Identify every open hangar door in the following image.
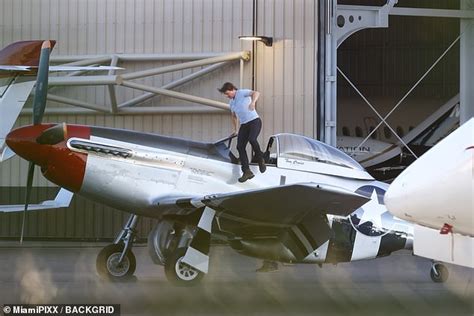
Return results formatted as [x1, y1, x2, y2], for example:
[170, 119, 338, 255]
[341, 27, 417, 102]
[337, 0, 460, 143]
[319, 0, 472, 148]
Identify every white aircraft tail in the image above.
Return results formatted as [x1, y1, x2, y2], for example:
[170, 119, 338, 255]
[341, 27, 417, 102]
[0, 78, 36, 161]
[0, 188, 74, 213]
[0, 41, 49, 162]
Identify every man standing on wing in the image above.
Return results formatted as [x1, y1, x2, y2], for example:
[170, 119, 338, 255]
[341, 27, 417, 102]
[219, 82, 266, 182]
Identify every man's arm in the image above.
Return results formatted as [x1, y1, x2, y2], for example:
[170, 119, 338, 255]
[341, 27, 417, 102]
[231, 112, 239, 135]
[249, 91, 260, 111]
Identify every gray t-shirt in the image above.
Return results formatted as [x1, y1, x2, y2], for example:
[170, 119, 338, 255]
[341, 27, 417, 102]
[229, 89, 259, 124]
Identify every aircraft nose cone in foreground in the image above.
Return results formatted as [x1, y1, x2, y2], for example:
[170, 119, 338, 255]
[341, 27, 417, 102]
[385, 118, 474, 236]
[6, 124, 53, 166]
[6, 123, 90, 192]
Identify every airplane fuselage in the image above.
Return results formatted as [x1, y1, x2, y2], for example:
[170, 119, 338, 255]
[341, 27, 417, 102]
[7, 124, 414, 265]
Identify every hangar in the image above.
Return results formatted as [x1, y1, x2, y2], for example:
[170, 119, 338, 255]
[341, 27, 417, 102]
[0, 0, 472, 241]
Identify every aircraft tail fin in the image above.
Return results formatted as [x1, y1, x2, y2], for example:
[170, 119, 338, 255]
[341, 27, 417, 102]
[0, 40, 56, 67]
[0, 78, 37, 161]
[359, 95, 460, 169]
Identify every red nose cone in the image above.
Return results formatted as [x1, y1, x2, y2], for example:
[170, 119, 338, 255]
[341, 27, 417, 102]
[7, 123, 91, 193]
[6, 124, 54, 166]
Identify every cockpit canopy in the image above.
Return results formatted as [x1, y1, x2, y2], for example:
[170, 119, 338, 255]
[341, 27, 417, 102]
[267, 133, 372, 180]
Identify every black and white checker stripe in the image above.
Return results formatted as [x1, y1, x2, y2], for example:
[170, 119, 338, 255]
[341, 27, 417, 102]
[182, 206, 215, 273]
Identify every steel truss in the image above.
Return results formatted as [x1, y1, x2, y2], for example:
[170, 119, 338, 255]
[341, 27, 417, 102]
[21, 51, 251, 116]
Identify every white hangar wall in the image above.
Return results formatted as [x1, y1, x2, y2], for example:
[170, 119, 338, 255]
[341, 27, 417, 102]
[0, 0, 318, 239]
[0, 0, 318, 188]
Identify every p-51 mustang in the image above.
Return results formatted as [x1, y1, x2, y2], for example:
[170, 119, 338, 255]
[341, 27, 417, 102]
[6, 41, 413, 286]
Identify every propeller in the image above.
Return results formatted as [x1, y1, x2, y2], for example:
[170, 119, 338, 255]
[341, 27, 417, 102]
[20, 40, 51, 244]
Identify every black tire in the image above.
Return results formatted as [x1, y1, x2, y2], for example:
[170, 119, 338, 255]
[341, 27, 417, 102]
[430, 263, 449, 283]
[96, 243, 136, 281]
[164, 247, 204, 286]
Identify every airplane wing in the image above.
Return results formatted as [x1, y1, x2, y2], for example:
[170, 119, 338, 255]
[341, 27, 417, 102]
[203, 183, 367, 224]
[0, 65, 31, 71]
[0, 188, 73, 213]
[160, 183, 368, 226]
[161, 183, 368, 264]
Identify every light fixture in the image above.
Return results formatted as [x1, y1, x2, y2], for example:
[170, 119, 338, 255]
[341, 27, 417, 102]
[239, 35, 273, 47]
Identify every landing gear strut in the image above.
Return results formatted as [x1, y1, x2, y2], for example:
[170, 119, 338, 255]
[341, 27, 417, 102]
[430, 261, 449, 283]
[96, 214, 139, 281]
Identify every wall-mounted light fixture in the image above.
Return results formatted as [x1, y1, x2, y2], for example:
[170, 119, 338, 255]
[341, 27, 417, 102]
[239, 35, 273, 47]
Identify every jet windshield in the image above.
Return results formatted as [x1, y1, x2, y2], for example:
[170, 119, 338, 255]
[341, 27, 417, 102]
[276, 133, 364, 170]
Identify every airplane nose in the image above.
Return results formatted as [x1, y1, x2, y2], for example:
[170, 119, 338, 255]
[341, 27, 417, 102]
[385, 118, 474, 235]
[6, 124, 54, 166]
[7, 123, 91, 193]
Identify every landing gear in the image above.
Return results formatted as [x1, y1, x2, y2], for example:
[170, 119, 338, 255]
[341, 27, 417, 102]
[164, 247, 204, 286]
[96, 214, 139, 281]
[96, 243, 136, 280]
[430, 262, 449, 283]
[148, 220, 205, 286]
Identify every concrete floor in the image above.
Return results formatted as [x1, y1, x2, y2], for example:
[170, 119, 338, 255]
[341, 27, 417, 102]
[0, 243, 473, 316]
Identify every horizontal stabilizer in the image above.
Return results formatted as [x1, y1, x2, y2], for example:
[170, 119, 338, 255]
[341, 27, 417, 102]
[0, 188, 73, 213]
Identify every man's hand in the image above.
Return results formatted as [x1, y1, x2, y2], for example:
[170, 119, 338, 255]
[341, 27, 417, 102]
[249, 102, 256, 111]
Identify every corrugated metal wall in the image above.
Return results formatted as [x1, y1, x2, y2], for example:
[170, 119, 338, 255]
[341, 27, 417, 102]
[0, 0, 318, 239]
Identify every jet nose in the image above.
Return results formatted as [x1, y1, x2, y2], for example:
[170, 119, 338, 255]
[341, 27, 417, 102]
[6, 124, 54, 166]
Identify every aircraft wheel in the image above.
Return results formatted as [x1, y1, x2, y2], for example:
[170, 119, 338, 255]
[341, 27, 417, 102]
[430, 262, 449, 283]
[96, 244, 136, 281]
[164, 247, 204, 286]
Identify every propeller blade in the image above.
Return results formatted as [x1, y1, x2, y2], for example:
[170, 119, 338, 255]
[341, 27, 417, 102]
[20, 162, 35, 244]
[32, 41, 51, 125]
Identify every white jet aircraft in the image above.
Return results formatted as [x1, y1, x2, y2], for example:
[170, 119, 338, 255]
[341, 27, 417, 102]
[385, 118, 474, 282]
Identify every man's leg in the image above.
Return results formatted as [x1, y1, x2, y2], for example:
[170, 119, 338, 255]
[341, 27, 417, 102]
[248, 118, 266, 173]
[237, 123, 250, 173]
[236, 123, 255, 182]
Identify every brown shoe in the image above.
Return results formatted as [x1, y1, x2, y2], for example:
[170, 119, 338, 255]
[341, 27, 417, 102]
[258, 158, 266, 173]
[238, 170, 255, 183]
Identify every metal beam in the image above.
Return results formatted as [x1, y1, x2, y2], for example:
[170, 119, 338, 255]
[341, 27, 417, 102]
[48, 76, 119, 86]
[51, 53, 231, 63]
[460, 3, 474, 123]
[338, 5, 474, 19]
[20, 106, 226, 116]
[336, 0, 397, 47]
[108, 55, 119, 113]
[45, 94, 108, 112]
[121, 52, 250, 80]
[390, 7, 474, 18]
[56, 57, 112, 67]
[118, 62, 228, 108]
[121, 81, 230, 111]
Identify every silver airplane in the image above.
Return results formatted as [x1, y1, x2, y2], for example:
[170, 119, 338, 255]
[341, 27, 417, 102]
[5, 41, 414, 286]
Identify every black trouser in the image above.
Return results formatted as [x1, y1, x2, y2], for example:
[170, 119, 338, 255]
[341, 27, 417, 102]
[237, 118, 263, 172]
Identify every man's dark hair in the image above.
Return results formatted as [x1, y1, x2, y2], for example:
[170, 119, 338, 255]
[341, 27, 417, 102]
[218, 82, 237, 93]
